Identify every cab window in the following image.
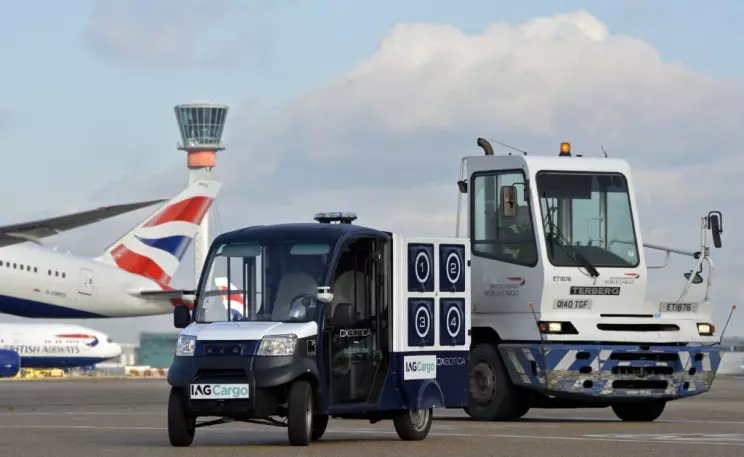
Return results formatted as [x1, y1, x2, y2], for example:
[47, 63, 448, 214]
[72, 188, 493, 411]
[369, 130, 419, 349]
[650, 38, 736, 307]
[470, 170, 538, 267]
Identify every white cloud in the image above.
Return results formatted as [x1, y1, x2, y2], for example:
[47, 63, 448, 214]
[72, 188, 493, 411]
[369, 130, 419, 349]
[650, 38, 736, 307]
[5, 10, 744, 340]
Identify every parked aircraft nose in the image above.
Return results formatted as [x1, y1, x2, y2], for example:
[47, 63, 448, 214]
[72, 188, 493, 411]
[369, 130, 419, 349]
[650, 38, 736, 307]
[107, 339, 123, 358]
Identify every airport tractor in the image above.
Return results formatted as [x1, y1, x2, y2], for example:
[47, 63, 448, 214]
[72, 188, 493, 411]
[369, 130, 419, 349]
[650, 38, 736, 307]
[455, 139, 730, 422]
[165, 213, 472, 446]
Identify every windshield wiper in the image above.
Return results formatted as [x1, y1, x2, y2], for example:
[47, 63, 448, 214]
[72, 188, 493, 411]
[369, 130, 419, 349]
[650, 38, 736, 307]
[542, 194, 600, 278]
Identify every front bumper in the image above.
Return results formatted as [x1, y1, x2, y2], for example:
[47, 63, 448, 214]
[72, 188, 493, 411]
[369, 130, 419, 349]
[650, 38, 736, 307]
[167, 346, 318, 417]
[499, 343, 724, 400]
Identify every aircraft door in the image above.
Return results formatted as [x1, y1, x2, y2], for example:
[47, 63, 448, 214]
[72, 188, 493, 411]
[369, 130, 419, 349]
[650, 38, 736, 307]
[78, 269, 93, 296]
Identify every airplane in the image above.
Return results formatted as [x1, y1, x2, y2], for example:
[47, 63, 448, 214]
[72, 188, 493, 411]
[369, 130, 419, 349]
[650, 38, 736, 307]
[0, 322, 122, 369]
[215, 276, 245, 320]
[0, 180, 222, 318]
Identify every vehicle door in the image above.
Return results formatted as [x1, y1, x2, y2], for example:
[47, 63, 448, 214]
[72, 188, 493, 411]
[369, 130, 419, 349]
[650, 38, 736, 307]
[325, 234, 391, 405]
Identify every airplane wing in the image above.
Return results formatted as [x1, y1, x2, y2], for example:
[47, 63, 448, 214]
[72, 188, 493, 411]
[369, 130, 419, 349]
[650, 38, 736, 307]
[0, 199, 167, 248]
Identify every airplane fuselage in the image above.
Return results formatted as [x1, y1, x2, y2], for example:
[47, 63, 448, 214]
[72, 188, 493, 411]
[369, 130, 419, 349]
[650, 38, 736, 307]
[0, 244, 175, 318]
[0, 323, 122, 368]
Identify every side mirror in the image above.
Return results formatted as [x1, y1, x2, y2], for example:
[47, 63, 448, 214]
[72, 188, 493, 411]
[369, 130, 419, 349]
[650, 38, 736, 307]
[174, 305, 191, 329]
[316, 287, 334, 304]
[500, 185, 518, 218]
[708, 211, 723, 248]
[0, 349, 20, 378]
[332, 303, 355, 327]
[684, 271, 704, 285]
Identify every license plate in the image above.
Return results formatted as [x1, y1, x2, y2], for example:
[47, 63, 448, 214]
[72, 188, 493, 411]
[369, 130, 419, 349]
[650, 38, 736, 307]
[553, 299, 592, 310]
[659, 302, 698, 313]
[189, 383, 250, 400]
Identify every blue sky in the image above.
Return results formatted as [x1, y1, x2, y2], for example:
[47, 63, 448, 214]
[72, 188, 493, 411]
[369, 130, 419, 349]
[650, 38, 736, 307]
[1, 0, 743, 341]
[2, 0, 742, 214]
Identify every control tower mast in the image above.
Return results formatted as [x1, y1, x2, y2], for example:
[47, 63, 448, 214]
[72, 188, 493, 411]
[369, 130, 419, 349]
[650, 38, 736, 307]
[174, 103, 229, 288]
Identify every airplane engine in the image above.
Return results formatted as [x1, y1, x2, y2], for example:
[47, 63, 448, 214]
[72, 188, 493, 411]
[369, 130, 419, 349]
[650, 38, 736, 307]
[0, 349, 20, 378]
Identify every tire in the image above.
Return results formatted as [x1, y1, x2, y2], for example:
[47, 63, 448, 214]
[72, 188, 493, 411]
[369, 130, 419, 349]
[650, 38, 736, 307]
[465, 343, 529, 421]
[168, 388, 195, 447]
[393, 408, 433, 441]
[611, 401, 666, 422]
[311, 414, 329, 441]
[287, 380, 314, 446]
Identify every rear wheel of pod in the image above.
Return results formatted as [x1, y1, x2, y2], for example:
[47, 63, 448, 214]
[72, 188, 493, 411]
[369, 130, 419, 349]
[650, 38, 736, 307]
[393, 408, 433, 441]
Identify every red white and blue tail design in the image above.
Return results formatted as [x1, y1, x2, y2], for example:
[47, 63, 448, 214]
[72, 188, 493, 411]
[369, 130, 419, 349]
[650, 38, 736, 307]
[215, 277, 245, 320]
[94, 181, 222, 286]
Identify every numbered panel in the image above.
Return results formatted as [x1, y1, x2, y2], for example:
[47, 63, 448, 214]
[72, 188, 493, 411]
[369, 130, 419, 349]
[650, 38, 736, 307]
[439, 244, 466, 293]
[408, 298, 435, 347]
[407, 243, 434, 292]
[439, 298, 466, 346]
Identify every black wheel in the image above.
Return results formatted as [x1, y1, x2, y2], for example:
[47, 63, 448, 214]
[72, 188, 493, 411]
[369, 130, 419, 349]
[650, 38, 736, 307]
[311, 414, 329, 441]
[393, 408, 433, 441]
[611, 401, 666, 422]
[287, 380, 313, 446]
[466, 343, 530, 421]
[168, 388, 195, 447]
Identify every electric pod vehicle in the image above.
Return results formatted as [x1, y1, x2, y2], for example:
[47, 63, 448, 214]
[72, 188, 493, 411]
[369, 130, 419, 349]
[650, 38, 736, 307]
[166, 212, 472, 446]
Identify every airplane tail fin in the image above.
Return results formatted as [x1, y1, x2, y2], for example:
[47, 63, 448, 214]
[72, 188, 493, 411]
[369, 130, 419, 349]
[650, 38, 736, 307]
[215, 277, 245, 320]
[94, 180, 222, 287]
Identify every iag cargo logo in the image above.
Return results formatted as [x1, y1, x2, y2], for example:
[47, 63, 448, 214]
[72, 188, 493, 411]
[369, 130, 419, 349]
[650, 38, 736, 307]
[403, 355, 436, 380]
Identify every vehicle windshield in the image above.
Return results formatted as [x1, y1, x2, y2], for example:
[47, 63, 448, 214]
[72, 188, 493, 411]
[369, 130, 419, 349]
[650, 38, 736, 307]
[194, 239, 333, 323]
[536, 171, 639, 268]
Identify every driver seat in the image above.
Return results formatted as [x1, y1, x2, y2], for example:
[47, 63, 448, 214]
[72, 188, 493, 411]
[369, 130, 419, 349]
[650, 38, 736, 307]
[330, 270, 365, 317]
[271, 272, 318, 321]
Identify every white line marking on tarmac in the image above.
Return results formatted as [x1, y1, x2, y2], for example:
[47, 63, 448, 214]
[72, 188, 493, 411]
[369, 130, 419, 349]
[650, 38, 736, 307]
[524, 415, 744, 425]
[0, 425, 743, 446]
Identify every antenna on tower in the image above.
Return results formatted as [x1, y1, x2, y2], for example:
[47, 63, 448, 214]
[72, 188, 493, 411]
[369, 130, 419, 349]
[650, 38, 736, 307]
[174, 103, 229, 288]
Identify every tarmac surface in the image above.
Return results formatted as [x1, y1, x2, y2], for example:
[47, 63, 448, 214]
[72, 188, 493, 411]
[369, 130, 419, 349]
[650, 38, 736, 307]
[1, 377, 743, 457]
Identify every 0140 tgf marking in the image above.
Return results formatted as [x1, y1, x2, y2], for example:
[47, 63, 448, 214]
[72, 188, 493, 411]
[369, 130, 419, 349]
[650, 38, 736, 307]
[553, 299, 592, 310]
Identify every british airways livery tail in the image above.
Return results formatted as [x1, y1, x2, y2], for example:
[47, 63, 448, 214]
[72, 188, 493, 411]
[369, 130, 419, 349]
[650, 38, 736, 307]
[0, 180, 222, 319]
[96, 181, 218, 287]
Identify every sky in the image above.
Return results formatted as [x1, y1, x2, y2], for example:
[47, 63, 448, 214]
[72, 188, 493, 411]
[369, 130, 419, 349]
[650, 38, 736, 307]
[1, 0, 744, 343]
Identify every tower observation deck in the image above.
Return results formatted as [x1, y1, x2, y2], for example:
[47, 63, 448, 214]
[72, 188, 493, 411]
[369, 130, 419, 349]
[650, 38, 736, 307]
[174, 103, 228, 170]
[173, 103, 229, 288]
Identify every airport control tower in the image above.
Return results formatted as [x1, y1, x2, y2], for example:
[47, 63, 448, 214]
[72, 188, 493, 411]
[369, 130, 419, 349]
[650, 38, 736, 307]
[174, 103, 229, 287]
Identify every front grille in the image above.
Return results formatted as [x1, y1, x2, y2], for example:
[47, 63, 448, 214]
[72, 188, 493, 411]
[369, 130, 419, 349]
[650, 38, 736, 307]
[194, 369, 247, 382]
[204, 343, 243, 356]
[195, 340, 258, 357]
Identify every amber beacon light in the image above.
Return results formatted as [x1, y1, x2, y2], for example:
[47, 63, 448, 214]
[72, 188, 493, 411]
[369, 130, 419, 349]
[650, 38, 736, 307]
[559, 142, 571, 157]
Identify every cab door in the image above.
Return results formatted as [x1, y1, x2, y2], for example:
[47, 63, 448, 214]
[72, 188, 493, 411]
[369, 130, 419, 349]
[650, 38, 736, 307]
[325, 235, 391, 407]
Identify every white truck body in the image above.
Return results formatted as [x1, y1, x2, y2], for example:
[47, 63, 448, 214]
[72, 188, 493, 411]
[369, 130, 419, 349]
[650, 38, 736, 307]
[455, 142, 726, 421]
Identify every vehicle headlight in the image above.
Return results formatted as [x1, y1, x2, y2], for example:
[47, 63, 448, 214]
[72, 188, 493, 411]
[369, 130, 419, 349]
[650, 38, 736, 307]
[697, 323, 715, 336]
[175, 335, 196, 357]
[257, 334, 298, 356]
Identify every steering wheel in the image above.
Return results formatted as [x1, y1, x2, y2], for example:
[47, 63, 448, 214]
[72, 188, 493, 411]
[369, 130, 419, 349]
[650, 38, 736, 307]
[287, 293, 318, 320]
